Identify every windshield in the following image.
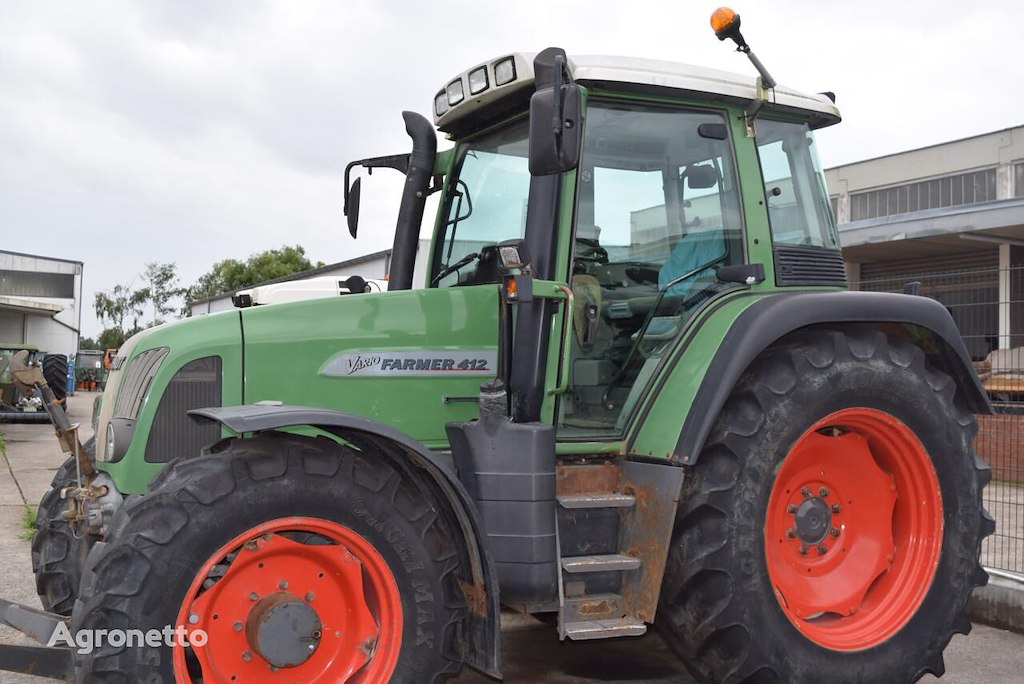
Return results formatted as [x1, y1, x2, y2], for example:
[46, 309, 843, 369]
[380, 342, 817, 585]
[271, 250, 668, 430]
[432, 119, 531, 287]
[756, 119, 839, 250]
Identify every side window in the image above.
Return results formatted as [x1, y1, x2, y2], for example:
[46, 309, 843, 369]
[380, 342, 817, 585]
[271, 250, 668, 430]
[562, 102, 744, 437]
[756, 119, 839, 249]
[433, 120, 531, 287]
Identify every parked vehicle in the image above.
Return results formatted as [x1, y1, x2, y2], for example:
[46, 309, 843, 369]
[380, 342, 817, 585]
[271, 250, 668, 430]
[2, 8, 993, 683]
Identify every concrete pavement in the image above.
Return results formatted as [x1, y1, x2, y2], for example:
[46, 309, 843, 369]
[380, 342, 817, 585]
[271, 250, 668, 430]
[2, 392, 1024, 683]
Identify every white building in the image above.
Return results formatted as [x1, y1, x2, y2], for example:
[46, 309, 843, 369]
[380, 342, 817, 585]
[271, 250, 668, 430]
[826, 125, 1024, 359]
[0, 250, 83, 355]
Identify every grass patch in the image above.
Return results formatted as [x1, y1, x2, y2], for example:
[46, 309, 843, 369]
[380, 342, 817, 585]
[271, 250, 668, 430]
[19, 505, 37, 541]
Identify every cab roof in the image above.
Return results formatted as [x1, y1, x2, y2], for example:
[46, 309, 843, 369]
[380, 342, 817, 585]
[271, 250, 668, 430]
[434, 52, 840, 134]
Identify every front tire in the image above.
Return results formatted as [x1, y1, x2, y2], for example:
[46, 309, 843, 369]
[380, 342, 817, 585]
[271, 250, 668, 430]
[32, 439, 97, 616]
[658, 329, 993, 683]
[42, 354, 68, 404]
[72, 433, 465, 683]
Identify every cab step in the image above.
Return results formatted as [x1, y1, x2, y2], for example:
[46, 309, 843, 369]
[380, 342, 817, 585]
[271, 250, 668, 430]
[562, 617, 647, 640]
[561, 553, 641, 573]
[557, 493, 636, 509]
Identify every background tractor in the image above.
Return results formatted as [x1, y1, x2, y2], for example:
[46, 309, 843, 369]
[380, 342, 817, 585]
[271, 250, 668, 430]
[1, 8, 993, 683]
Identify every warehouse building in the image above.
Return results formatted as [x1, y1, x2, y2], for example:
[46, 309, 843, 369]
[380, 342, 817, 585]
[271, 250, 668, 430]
[0, 250, 83, 356]
[826, 125, 1024, 361]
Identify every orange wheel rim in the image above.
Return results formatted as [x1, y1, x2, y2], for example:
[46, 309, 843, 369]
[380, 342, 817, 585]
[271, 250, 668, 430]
[764, 408, 943, 650]
[173, 516, 402, 682]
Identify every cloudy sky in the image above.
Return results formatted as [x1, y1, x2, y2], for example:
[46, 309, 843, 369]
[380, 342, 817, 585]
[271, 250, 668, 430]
[2, 1, 1022, 337]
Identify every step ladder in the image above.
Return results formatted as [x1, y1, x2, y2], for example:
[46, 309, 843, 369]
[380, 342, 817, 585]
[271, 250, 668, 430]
[556, 491, 647, 640]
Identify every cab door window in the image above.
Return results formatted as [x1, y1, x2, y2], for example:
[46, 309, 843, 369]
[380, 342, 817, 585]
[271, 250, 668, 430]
[562, 102, 744, 436]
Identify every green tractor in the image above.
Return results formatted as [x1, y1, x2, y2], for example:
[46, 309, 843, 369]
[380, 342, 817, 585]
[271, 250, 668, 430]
[2, 8, 993, 683]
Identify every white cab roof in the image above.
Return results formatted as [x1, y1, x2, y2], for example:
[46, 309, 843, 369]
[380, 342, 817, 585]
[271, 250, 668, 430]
[434, 52, 840, 132]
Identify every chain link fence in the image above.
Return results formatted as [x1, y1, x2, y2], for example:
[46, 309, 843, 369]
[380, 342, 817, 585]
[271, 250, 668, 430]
[853, 264, 1024, 577]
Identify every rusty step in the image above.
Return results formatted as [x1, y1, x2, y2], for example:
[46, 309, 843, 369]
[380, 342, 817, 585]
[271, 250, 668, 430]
[562, 617, 647, 640]
[561, 553, 641, 573]
[556, 493, 636, 509]
[563, 593, 624, 623]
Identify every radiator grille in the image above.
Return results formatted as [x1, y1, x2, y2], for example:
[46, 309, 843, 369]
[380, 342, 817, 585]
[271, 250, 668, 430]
[774, 245, 847, 286]
[113, 348, 168, 419]
[145, 356, 222, 464]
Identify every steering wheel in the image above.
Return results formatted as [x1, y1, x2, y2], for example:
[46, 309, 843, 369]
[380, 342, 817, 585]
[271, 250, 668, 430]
[573, 237, 609, 274]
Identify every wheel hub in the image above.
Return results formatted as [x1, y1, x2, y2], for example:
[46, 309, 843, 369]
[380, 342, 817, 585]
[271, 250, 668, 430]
[764, 408, 943, 650]
[793, 497, 831, 545]
[246, 592, 322, 668]
[175, 519, 402, 683]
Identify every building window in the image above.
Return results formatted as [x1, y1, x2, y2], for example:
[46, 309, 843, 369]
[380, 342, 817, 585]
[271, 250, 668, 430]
[830, 195, 839, 222]
[849, 167, 998, 221]
[1015, 162, 1024, 197]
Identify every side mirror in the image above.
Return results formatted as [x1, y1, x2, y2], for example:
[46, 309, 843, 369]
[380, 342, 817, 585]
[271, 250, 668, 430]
[528, 82, 582, 175]
[683, 164, 719, 189]
[346, 177, 361, 238]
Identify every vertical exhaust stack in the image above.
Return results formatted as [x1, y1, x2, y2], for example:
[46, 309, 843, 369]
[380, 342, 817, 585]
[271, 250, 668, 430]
[388, 111, 437, 291]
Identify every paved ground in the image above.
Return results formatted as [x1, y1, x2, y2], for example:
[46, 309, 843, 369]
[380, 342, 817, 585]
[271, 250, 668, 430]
[1, 392, 1024, 683]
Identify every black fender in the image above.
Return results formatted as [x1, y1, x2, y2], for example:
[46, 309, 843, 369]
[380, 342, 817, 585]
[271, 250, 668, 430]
[189, 403, 502, 679]
[670, 290, 992, 465]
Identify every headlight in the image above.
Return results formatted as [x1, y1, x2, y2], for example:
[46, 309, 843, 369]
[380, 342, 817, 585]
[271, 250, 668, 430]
[446, 79, 465, 106]
[105, 422, 115, 461]
[494, 56, 516, 86]
[434, 91, 448, 117]
[468, 66, 489, 95]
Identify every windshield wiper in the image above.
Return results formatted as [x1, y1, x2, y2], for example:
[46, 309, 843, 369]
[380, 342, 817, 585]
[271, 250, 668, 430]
[431, 252, 480, 286]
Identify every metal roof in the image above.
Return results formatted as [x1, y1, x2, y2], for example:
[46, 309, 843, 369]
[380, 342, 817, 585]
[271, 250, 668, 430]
[435, 52, 840, 131]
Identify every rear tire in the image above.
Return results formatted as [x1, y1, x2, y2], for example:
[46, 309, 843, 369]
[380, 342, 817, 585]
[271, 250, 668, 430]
[72, 433, 465, 683]
[32, 438, 97, 616]
[658, 329, 993, 684]
[42, 354, 68, 403]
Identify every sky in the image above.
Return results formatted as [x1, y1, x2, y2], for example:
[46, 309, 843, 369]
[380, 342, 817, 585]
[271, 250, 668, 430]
[2, 1, 1023, 337]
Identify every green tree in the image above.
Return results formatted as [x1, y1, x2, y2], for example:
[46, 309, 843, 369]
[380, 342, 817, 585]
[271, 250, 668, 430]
[97, 328, 128, 350]
[185, 245, 323, 306]
[141, 262, 185, 327]
[79, 337, 101, 351]
[94, 284, 147, 333]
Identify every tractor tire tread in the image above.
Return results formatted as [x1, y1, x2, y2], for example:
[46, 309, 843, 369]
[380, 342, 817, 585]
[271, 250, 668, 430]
[658, 329, 992, 684]
[72, 433, 465, 683]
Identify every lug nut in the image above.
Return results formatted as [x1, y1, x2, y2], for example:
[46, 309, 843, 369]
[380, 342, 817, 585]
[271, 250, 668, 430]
[818, 486, 830, 497]
[817, 544, 828, 555]
[787, 504, 798, 514]
[799, 545, 808, 555]
[830, 527, 841, 537]
[278, 580, 289, 590]
[305, 592, 315, 602]
[233, 621, 243, 632]
[801, 487, 812, 498]
[249, 592, 259, 602]
[832, 503, 842, 514]
[242, 651, 252, 662]
[787, 528, 797, 539]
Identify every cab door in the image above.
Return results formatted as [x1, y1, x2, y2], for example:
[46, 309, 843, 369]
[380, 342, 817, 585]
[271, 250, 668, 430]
[555, 100, 748, 440]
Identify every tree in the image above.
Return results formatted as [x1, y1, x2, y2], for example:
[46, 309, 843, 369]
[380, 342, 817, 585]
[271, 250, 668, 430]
[94, 284, 147, 333]
[141, 262, 185, 327]
[79, 337, 101, 351]
[98, 328, 128, 350]
[93, 262, 185, 345]
[185, 245, 323, 306]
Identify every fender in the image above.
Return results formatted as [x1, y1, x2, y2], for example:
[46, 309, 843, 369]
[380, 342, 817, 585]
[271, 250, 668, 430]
[671, 290, 993, 465]
[189, 403, 502, 679]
